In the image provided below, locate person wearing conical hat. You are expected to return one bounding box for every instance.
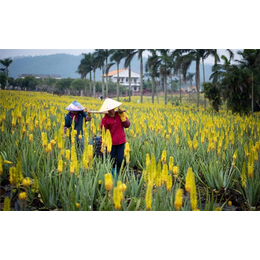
[64,100,92,150]
[100,98,130,177]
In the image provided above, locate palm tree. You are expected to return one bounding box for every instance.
[186,72,195,103]
[124,49,138,102]
[201,49,217,109]
[171,51,193,104]
[172,49,208,111]
[0,58,13,88]
[221,64,251,114]
[156,49,171,105]
[145,50,160,104]
[138,49,146,103]
[110,49,125,101]
[77,53,93,96]
[236,49,260,114]
[94,49,106,98]
[92,53,100,98]
[210,50,234,111]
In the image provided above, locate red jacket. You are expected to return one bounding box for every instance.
[101,112,130,145]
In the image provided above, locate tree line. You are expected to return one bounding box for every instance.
[1,49,260,114]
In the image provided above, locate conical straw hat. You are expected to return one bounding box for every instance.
[66,100,85,111]
[99,98,122,113]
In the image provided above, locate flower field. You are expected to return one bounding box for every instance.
[1,90,260,211]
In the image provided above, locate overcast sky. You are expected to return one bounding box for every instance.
[0,49,242,65]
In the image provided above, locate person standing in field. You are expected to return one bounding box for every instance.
[64,100,92,150]
[99,98,130,177]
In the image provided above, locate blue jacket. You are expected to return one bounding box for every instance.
[64,111,91,136]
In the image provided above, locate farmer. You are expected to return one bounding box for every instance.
[99,98,130,177]
[64,100,92,150]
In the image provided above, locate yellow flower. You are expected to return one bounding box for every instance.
[76,203,80,208]
[3,197,10,211]
[29,134,33,142]
[161,150,167,163]
[113,187,122,210]
[41,132,47,147]
[45,143,52,153]
[58,159,63,173]
[98,180,102,185]
[4,160,13,165]
[162,164,168,186]
[18,192,27,200]
[248,165,254,177]
[174,188,183,211]
[145,181,153,210]
[173,165,179,178]
[65,150,70,161]
[70,163,75,174]
[50,139,56,146]
[9,166,17,185]
[166,175,172,191]
[228,201,232,206]
[168,156,174,172]
[104,173,113,191]
[241,162,247,188]
[22,177,31,188]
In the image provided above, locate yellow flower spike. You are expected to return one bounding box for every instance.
[58,159,63,173]
[155,161,162,187]
[104,173,113,191]
[162,164,168,186]
[173,165,179,178]
[98,180,102,185]
[3,197,11,211]
[45,143,52,153]
[166,175,172,191]
[190,184,198,211]
[9,167,17,185]
[65,150,70,161]
[185,167,194,193]
[168,156,174,172]
[248,165,254,178]
[145,180,153,211]
[75,203,80,208]
[113,187,122,210]
[41,132,47,147]
[241,162,247,188]
[70,163,75,174]
[161,150,167,163]
[4,160,13,165]
[232,149,238,160]
[174,188,183,211]
[146,153,150,168]
[22,177,31,188]
[29,134,33,142]
[121,183,127,192]
[18,192,27,200]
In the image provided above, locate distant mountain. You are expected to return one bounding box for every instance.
[7,53,214,85]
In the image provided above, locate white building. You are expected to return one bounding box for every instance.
[102,68,140,92]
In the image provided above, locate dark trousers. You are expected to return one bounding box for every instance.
[110,143,125,174]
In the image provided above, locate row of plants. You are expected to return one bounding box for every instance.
[0,90,260,210]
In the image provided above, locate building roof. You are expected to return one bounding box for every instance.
[103,68,127,77]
